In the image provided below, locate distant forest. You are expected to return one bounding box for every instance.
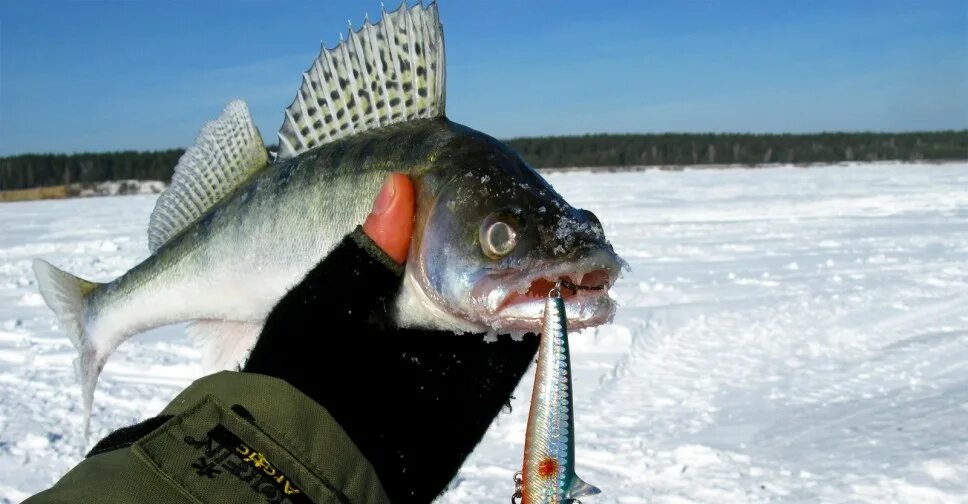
[1,131,965,191]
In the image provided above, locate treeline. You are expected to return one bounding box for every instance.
[506,131,967,168]
[1,131,965,191]
[1,150,183,191]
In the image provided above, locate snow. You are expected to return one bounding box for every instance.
[72,179,166,198]
[2,162,968,503]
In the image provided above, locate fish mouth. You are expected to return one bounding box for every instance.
[474,253,622,333]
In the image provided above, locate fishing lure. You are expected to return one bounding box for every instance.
[513,280,602,503]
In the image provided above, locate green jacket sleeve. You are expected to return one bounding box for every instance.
[25,371,390,504]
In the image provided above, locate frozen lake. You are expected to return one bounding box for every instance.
[2,162,967,503]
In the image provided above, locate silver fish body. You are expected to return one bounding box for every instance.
[520,289,601,503]
[87,120,451,348]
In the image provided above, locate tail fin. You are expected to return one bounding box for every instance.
[33,259,103,436]
[567,474,602,500]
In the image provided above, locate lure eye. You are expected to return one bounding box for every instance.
[480,212,519,259]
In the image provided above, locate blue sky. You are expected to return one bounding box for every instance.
[1,0,965,155]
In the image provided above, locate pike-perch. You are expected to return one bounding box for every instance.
[32,2,625,434]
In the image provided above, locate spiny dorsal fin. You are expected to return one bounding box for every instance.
[148,100,268,252]
[275,1,445,161]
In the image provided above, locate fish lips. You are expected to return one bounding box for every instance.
[472,249,623,332]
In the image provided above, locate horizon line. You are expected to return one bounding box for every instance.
[2,128,965,158]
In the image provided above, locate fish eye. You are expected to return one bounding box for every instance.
[480,212,519,259]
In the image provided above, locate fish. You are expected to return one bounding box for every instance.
[32,1,625,433]
[515,282,601,504]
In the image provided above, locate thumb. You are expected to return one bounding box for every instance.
[363,173,415,264]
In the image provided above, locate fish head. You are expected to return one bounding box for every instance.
[402,131,625,334]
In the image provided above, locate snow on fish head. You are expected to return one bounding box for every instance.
[398,133,625,335]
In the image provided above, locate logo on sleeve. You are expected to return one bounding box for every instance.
[183,424,314,504]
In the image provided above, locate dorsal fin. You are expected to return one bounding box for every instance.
[148,100,268,252]
[275,1,445,161]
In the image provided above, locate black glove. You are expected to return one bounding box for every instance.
[243,227,539,503]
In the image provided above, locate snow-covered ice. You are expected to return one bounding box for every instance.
[2,162,967,503]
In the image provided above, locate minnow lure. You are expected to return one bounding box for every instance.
[513,281,602,503]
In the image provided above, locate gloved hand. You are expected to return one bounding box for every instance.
[243,173,539,504]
